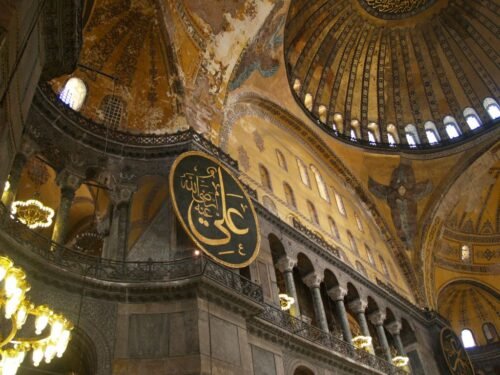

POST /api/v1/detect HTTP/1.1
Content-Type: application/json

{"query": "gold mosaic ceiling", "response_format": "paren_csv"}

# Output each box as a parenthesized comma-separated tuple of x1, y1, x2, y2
(285, 0, 499, 144)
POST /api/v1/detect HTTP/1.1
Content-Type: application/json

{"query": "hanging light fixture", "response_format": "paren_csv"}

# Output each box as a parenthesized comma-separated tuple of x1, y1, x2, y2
(279, 294, 295, 311)
(0, 255, 73, 375)
(10, 199, 55, 229)
(352, 335, 373, 353)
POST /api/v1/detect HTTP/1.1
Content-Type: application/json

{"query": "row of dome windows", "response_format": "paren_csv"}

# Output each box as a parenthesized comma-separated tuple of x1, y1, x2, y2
(461, 324, 498, 348)
(295, 80, 499, 147)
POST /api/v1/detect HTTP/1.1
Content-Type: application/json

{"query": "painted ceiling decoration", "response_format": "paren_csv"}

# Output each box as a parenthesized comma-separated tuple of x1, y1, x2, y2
(285, 0, 499, 147)
(358, 0, 437, 19)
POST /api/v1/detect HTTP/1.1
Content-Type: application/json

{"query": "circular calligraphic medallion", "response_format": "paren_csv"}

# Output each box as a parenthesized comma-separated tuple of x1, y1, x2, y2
(440, 327, 475, 375)
(169, 151, 260, 268)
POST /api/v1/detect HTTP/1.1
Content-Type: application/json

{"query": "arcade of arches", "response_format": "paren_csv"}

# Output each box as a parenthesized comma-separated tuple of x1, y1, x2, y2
(0, 0, 498, 374)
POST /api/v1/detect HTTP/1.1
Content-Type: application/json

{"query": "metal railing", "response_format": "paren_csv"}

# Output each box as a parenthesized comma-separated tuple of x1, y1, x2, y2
(259, 304, 406, 375)
(0, 203, 262, 303)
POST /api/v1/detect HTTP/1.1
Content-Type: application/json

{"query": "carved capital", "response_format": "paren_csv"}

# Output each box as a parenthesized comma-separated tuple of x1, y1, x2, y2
(348, 299, 368, 314)
(368, 311, 387, 326)
(276, 256, 297, 273)
(302, 272, 322, 288)
(385, 320, 402, 335)
(110, 185, 135, 205)
(19, 138, 38, 158)
(56, 169, 82, 191)
(327, 286, 347, 301)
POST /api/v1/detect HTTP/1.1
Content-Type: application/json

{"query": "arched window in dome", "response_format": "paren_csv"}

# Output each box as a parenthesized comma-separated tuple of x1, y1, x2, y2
(307, 200, 319, 225)
(333, 113, 344, 133)
(318, 105, 327, 123)
(101, 95, 125, 129)
(328, 216, 340, 239)
(424, 121, 440, 144)
(444, 116, 461, 139)
(461, 329, 476, 348)
(367, 122, 380, 144)
(347, 231, 358, 255)
(355, 261, 367, 276)
(262, 196, 278, 216)
(350, 119, 360, 141)
(283, 182, 296, 209)
(483, 97, 500, 120)
(296, 158, 310, 187)
(334, 191, 346, 216)
(367, 130, 376, 144)
(461, 245, 470, 262)
(365, 244, 375, 266)
(293, 79, 301, 94)
(259, 165, 272, 191)
(379, 256, 390, 279)
(404, 124, 420, 148)
(276, 149, 287, 171)
(463, 108, 482, 130)
(304, 93, 313, 111)
(354, 213, 363, 232)
(483, 323, 498, 344)
(310, 165, 330, 202)
(59, 77, 87, 111)
(386, 124, 399, 146)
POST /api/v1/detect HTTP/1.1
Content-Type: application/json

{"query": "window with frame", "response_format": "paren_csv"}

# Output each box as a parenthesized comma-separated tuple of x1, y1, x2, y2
(355, 213, 363, 232)
(463, 108, 482, 130)
(328, 217, 340, 239)
(310, 165, 330, 202)
(101, 95, 125, 128)
(276, 149, 287, 171)
(59, 77, 87, 111)
(347, 231, 358, 254)
(334, 191, 346, 216)
(283, 182, 296, 209)
(484, 97, 500, 119)
(461, 329, 476, 348)
(365, 245, 375, 266)
(482, 323, 498, 344)
(259, 165, 272, 191)
(379, 256, 390, 279)
(307, 200, 319, 225)
(461, 245, 470, 262)
(444, 116, 461, 139)
(296, 158, 310, 187)
(356, 261, 367, 276)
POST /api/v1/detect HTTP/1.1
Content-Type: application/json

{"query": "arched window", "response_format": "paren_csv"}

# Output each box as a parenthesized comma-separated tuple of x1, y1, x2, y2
(276, 149, 287, 171)
(328, 217, 340, 239)
(318, 105, 327, 123)
(350, 129, 357, 140)
(365, 245, 375, 266)
(307, 200, 319, 225)
(283, 182, 296, 209)
(347, 231, 358, 254)
(356, 261, 367, 276)
(333, 113, 344, 133)
(483, 97, 500, 120)
(304, 93, 313, 111)
(461, 329, 476, 348)
(483, 323, 498, 343)
(367, 122, 380, 144)
(59, 77, 87, 111)
(355, 213, 363, 232)
(463, 108, 482, 130)
(387, 124, 399, 146)
(444, 116, 461, 139)
(461, 245, 470, 262)
(379, 256, 390, 279)
(263, 196, 278, 216)
(367, 130, 376, 144)
(296, 158, 310, 187)
(404, 124, 420, 148)
(293, 79, 301, 93)
(424, 121, 440, 144)
(334, 191, 346, 216)
(101, 95, 125, 128)
(310, 165, 330, 202)
(259, 165, 272, 191)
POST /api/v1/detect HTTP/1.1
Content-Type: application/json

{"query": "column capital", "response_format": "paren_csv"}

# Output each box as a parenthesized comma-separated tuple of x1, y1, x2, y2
(56, 169, 82, 191)
(385, 320, 402, 335)
(368, 310, 387, 326)
(327, 286, 347, 301)
(19, 138, 38, 159)
(276, 256, 297, 273)
(302, 272, 322, 288)
(348, 299, 368, 314)
(110, 185, 135, 205)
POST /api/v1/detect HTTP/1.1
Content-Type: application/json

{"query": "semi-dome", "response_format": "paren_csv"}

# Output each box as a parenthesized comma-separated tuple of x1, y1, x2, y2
(285, 0, 499, 150)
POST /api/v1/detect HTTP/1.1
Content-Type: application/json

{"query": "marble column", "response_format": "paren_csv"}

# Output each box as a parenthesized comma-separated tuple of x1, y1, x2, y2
(328, 286, 353, 343)
(51, 170, 81, 246)
(1, 153, 27, 208)
(102, 186, 134, 261)
(369, 311, 392, 362)
(386, 321, 405, 356)
(303, 273, 329, 332)
(276, 256, 300, 317)
(348, 299, 370, 338)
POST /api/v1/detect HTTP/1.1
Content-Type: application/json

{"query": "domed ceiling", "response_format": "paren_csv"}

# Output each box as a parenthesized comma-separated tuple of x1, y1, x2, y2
(285, 0, 499, 147)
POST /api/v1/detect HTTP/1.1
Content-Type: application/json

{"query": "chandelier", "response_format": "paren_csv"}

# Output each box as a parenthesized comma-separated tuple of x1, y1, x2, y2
(0, 256, 73, 375)
(352, 335, 373, 353)
(279, 293, 295, 311)
(10, 200, 54, 229)
(392, 355, 410, 368)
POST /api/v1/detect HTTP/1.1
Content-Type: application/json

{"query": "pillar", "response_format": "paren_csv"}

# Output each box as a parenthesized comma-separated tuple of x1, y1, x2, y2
(102, 186, 134, 261)
(276, 256, 300, 317)
(303, 273, 329, 332)
(348, 299, 370, 338)
(386, 320, 405, 356)
(51, 170, 81, 246)
(327, 286, 353, 343)
(369, 311, 392, 362)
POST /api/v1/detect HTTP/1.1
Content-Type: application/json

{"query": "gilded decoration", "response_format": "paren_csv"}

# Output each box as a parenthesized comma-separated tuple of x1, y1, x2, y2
(169, 151, 260, 268)
(440, 327, 475, 374)
(358, 0, 437, 18)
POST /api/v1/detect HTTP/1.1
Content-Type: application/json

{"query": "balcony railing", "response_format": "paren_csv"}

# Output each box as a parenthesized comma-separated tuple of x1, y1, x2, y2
(258, 304, 406, 375)
(0, 203, 262, 303)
